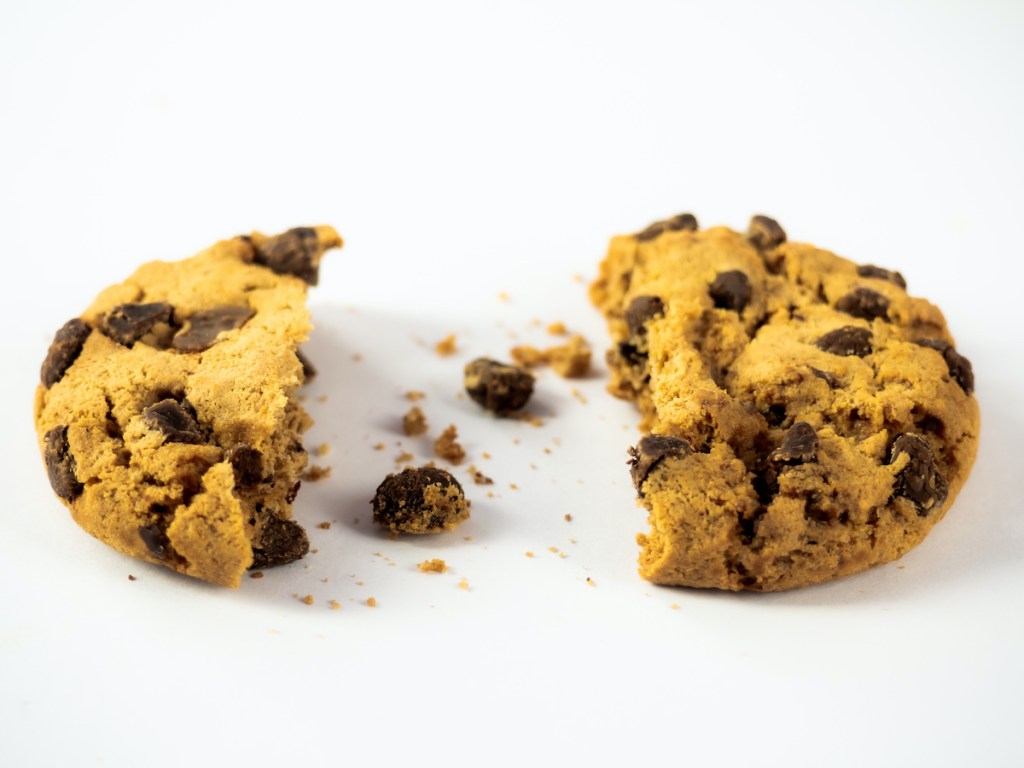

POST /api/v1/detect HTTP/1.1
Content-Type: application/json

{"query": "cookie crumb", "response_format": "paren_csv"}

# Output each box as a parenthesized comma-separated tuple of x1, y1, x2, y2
(468, 465, 494, 485)
(300, 594, 314, 605)
(318, 522, 331, 530)
(406, 390, 426, 401)
(128, 574, 136, 581)
(403, 406, 428, 436)
(366, 597, 377, 607)
(458, 577, 470, 590)
(329, 599, 341, 610)
(250, 571, 264, 579)
(525, 551, 535, 558)
(417, 558, 449, 573)
(547, 321, 568, 335)
(304, 464, 332, 481)
(312, 443, 331, 457)
(395, 450, 414, 464)
(435, 334, 457, 356)
(586, 577, 595, 587)
(372, 466, 470, 534)
(670, 603, 680, 611)
(511, 334, 591, 378)
(435, 424, 466, 464)
(373, 442, 386, 451)
(564, 514, 572, 522)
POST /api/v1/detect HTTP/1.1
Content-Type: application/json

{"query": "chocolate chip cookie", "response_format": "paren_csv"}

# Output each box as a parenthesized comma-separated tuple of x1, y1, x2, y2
(590, 214, 979, 591)
(34, 226, 343, 587)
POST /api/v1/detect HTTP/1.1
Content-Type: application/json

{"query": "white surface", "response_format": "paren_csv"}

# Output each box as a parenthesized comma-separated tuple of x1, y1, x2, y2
(2, 1, 1023, 766)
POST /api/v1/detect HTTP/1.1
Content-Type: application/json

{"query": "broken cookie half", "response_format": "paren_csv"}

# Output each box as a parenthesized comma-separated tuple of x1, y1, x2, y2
(34, 226, 342, 587)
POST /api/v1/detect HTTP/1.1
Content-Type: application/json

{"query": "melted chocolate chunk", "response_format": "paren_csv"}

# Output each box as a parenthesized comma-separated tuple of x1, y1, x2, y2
(250, 516, 309, 568)
(768, 422, 819, 466)
(709, 270, 753, 313)
(856, 264, 907, 290)
(41, 318, 91, 388)
(172, 306, 254, 353)
(815, 326, 873, 357)
(914, 339, 975, 394)
(138, 522, 169, 559)
(143, 399, 203, 444)
(43, 425, 83, 501)
(835, 287, 890, 321)
(628, 434, 693, 495)
(747, 215, 786, 249)
(464, 358, 535, 415)
(372, 466, 467, 533)
(625, 295, 665, 336)
(253, 227, 322, 284)
(635, 212, 698, 241)
(100, 302, 173, 346)
(890, 433, 948, 515)
(228, 446, 264, 486)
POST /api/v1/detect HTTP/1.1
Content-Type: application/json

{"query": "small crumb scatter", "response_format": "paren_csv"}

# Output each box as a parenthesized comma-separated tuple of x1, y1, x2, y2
(366, 597, 377, 607)
(395, 450, 414, 464)
(525, 551, 535, 558)
(510, 334, 591, 378)
(304, 464, 332, 481)
(586, 577, 595, 587)
(352, 353, 363, 362)
(128, 574, 136, 581)
(312, 443, 331, 457)
(498, 292, 510, 302)
(509, 483, 518, 490)
(329, 600, 341, 610)
(435, 424, 466, 464)
(403, 406, 428, 436)
(406, 390, 426, 401)
(301, 594, 314, 605)
(670, 604, 681, 611)
(482, 452, 491, 460)
(250, 571, 264, 579)
(435, 334, 457, 356)
(547, 321, 568, 335)
(317, 394, 328, 403)
(458, 578, 470, 590)
(463, 535, 473, 542)
(417, 559, 449, 573)
(468, 465, 494, 485)
(571, 388, 588, 405)
(318, 522, 331, 530)
(564, 514, 573, 522)
(373, 442, 386, 451)
(548, 546, 559, 553)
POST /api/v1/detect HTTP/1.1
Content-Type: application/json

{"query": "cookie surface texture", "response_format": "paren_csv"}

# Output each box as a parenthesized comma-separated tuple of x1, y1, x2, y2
(590, 214, 979, 591)
(35, 226, 343, 587)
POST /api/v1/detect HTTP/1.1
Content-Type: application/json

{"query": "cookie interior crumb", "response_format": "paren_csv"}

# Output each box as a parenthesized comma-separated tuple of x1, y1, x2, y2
(417, 558, 449, 573)
(434, 424, 466, 464)
(403, 406, 428, 436)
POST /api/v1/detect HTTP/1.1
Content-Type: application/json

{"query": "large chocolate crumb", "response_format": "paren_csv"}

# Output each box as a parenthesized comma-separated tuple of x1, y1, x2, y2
(628, 434, 693, 495)
(815, 326, 873, 357)
(228, 445, 264, 486)
(625, 296, 665, 337)
(890, 433, 948, 515)
(914, 339, 975, 394)
(768, 422, 819, 466)
(464, 358, 535, 415)
(143, 399, 203, 444)
(172, 306, 254, 353)
(100, 302, 173, 346)
(835, 287, 890, 321)
(253, 227, 322, 285)
(43, 425, 83, 501)
(709, 270, 753, 313)
(372, 466, 470, 534)
(747, 215, 786, 249)
(251, 516, 310, 568)
(41, 318, 91, 388)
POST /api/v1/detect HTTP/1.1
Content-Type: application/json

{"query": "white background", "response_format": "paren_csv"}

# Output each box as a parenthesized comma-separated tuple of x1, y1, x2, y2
(2, 1, 1023, 766)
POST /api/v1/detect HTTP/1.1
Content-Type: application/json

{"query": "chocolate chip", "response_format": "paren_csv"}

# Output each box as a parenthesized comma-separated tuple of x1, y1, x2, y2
(100, 302, 173, 346)
(464, 358, 535, 415)
(624, 295, 665, 336)
(43, 425, 83, 501)
(627, 434, 693, 495)
(709, 270, 753, 312)
(172, 306, 254, 353)
(810, 367, 838, 388)
(228, 446, 264, 486)
(253, 227, 323, 285)
(815, 326, 873, 357)
(138, 522, 169, 560)
(41, 318, 91, 388)
(768, 422, 819, 466)
(835, 287, 890, 321)
(856, 264, 907, 290)
(890, 433, 948, 515)
(747, 215, 786, 249)
(635, 212, 698, 242)
(372, 466, 469, 534)
(914, 339, 975, 395)
(286, 481, 301, 504)
(296, 348, 317, 382)
(143, 399, 203, 444)
(250, 516, 309, 568)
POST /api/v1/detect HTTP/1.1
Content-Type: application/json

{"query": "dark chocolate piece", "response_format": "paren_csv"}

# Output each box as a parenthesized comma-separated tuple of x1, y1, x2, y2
(624, 295, 665, 336)
(815, 326, 873, 357)
(253, 227, 322, 285)
(100, 303, 173, 346)
(172, 306, 254, 353)
(464, 358, 535, 415)
(709, 270, 753, 313)
(628, 434, 693, 494)
(856, 264, 907, 290)
(372, 466, 467, 533)
(143, 399, 203, 444)
(809, 367, 839, 388)
(138, 523, 169, 560)
(228, 446, 264, 486)
(250, 516, 309, 568)
(768, 422, 819, 466)
(836, 287, 890, 321)
(890, 433, 948, 515)
(914, 339, 975, 395)
(747, 215, 786, 249)
(41, 318, 91, 388)
(43, 425, 83, 501)
(635, 212, 698, 242)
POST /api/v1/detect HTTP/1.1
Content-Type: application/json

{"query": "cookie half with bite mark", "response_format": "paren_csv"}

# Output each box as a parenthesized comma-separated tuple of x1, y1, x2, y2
(35, 226, 342, 587)
(592, 214, 979, 591)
